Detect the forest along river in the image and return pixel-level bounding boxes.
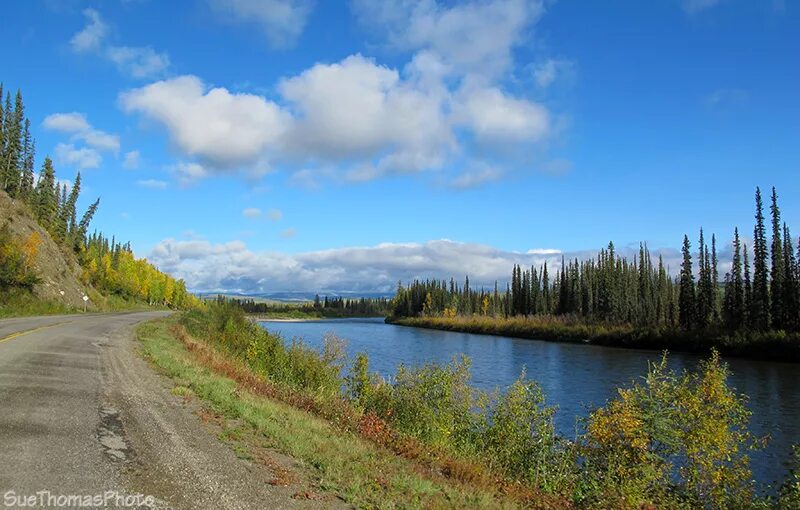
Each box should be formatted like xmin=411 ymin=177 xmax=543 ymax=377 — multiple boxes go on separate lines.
xmin=259 ymin=317 xmax=799 ymax=489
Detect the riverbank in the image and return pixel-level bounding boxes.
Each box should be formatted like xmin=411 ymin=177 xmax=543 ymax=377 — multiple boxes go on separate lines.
xmin=141 ymin=304 xmax=800 ymax=508
xmin=387 ymin=315 xmax=800 ymax=363
xmin=138 ymin=314 xmax=565 ymax=508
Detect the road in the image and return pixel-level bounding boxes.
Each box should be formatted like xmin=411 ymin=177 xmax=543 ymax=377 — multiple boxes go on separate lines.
xmin=0 ymin=312 xmax=326 ymax=509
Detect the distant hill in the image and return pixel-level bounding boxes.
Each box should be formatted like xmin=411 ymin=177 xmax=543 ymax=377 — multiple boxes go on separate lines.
xmin=198 ymin=291 xmax=395 ymax=303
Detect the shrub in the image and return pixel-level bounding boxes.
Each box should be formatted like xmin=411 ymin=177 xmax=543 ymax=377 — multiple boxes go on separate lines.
xmin=581 ymin=351 xmax=758 ymax=509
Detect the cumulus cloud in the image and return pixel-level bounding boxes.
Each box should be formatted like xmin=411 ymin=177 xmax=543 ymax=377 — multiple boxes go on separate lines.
xmin=43 ymin=112 xmax=120 ymax=153
xmin=42 ymin=112 xmax=91 ymax=132
xmin=454 ymin=86 xmax=550 ymax=144
xmin=148 ymin=237 xmax=687 ymax=294
xmin=267 ymin=208 xmax=283 ymax=221
xmin=123 ymin=150 xmax=140 ymax=169
xmin=208 ymin=0 xmax=312 ymax=48
xmin=279 ymin=54 xmax=453 ymax=172
xmin=137 ymin=179 xmax=168 ymax=189
xmin=242 ymin=207 xmax=261 ymax=218
xmin=120 ymin=76 xmax=289 ymax=169
xmin=352 ymin=0 xmax=544 ymax=78
xmin=279 ymin=228 xmax=297 ymax=239
xmin=54 ymin=143 xmax=102 ymax=170
xmin=70 ymin=8 xmax=169 ymax=79
xmin=121 ymin=0 xmax=564 ymax=187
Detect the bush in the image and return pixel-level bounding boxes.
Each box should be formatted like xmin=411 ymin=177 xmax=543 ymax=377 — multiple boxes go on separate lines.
xmin=0 ymin=223 xmax=40 ymax=290
xmin=182 ymin=303 xmax=344 ymax=397
xmin=581 ymin=351 xmax=758 ymax=509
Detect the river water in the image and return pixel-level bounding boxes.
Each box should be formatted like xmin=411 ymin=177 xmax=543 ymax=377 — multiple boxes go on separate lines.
xmin=259 ymin=317 xmax=800 ymax=489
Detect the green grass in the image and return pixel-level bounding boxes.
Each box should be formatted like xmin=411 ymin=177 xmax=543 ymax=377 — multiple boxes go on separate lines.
xmin=0 ymin=288 xmax=76 ymax=318
xmin=136 ymin=318 xmax=521 ymax=509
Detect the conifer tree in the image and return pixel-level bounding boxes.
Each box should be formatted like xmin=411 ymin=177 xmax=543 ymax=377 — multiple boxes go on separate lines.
xmin=34 ymin=157 xmax=57 ymax=228
xmin=744 ymin=243 xmax=752 ymax=328
xmin=19 ymin=119 xmax=34 ymax=201
xmin=770 ymin=187 xmax=785 ymax=329
xmin=782 ymin=224 xmax=799 ymax=330
xmin=679 ymin=235 xmax=696 ymax=330
xmin=751 ymin=187 xmax=770 ymax=330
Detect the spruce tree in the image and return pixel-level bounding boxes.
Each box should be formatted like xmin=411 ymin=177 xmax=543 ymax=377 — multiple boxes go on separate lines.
xmin=751 ymin=187 xmax=770 ymax=330
xmin=35 ymin=157 xmax=58 ymax=228
xmin=783 ymin=224 xmax=799 ymax=331
xmin=679 ymin=235 xmax=696 ymax=330
xmin=770 ymin=187 xmax=785 ymax=329
xmin=744 ymin=243 xmax=752 ymax=328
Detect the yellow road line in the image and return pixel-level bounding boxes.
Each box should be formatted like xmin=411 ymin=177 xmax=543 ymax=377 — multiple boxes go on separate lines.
xmin=0 ymin=321 xmax=72 ymax=344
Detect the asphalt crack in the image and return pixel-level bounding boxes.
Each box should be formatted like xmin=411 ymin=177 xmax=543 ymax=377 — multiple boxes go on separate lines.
xmin=98 ymin=405 xmax=135 ymax=462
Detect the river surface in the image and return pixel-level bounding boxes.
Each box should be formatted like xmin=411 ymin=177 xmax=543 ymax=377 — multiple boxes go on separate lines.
xmin=259 ymin=317 xmax=799 ymax=489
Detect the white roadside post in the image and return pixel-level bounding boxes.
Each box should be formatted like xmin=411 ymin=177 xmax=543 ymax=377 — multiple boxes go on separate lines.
xmin=82 ymin=295 xmax=89 ymax=312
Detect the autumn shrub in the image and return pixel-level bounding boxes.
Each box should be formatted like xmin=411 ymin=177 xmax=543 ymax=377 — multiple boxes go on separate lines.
xmin=0 ymin=223 xmax=40 ymax=290
xmin=580 ymin=351 xmax=759 ymax=509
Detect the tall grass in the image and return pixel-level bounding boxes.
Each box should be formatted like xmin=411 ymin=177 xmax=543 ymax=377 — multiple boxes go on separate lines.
xmin=0 ymin=288 xmax=75 ymax=318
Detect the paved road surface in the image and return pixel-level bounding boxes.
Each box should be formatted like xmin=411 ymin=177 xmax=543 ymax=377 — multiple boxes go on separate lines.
xmin=0 ymin=312 xmax=327 ymax=509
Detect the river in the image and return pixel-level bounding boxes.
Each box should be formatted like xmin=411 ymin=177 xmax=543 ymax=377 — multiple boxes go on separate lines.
xmin=259 ymin=317 xmax=800 ymax=490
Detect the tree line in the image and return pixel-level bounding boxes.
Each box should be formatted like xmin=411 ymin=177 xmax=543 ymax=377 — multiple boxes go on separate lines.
xmin=391 ymin=187 xmax=799 ymax=336
xmin=228 ymin=295 xmax=390 ymax=318
xmin=1 ymin=83 xmax=199 ymax=309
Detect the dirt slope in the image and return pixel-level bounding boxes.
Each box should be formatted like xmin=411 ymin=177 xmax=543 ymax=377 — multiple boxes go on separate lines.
xmin=0 ymin=190 xmax=97 ymax=310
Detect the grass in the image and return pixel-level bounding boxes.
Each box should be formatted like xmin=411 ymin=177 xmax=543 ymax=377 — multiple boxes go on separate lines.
xmin=0 ymin=287 xmax=169 ymax=319
xmin=136 ymin=317 xmax=546 ymax=509
xmin=0 ymin=288 xmax=76 ymax=318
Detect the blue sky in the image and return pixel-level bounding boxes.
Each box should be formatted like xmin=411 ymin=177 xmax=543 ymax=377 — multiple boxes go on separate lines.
xmin=1 ymin=0 xmax=798 ymax=293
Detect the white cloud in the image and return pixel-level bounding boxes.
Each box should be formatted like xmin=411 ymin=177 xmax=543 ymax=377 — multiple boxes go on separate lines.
xmin=70 ymin=9 xmax=169 ymax=79
xmin=454 ymin=86 xmax=550 ymax=144
xmin=147 ymin=237 xmax=687 ymax=294
xmin=123 ymin=150 xmax=140 ymax=169
xmin=120 ymin=0 xmax=564 ymax=187
xmin=267 ymin=208 xmax=283 ymax=221
xmin=43 ymin=112 xmax=120 ymax=154
xmin=279 ymin=54 xmax=452 ymax=172
xmin=120 ymin=76 xmax=289 ymax=169
xmin=208 ymin=0 xmax=312 ymax=48
xmin=70 ymin=8 xmax=108 ymax=53
xmin=352 ymin=0 xmax=544 ymax=78
xmin=169 ymin=161 xmax=209 ymax=187
xmin=280 ymin=228 xmax=296 ymax=239
xmin=137 ymin=179 xmax=168 ymax=189
xmin=54 ymin=143 xmax=102 ymax=170
xmin=242 ymin=207 xmax=261 ymax=218
xmin=42 ymin=112 xmax=91 ymax=132
xmin=106 ymin=46 xmax=170 ymax=79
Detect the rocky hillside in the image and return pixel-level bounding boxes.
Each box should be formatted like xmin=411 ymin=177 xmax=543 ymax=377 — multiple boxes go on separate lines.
xmin=0 ymin=190 xmax=97 ymax=311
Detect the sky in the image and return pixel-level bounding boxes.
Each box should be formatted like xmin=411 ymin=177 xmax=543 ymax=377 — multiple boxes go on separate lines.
xmin=1 ymin=0 xmax=798 ymax=294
